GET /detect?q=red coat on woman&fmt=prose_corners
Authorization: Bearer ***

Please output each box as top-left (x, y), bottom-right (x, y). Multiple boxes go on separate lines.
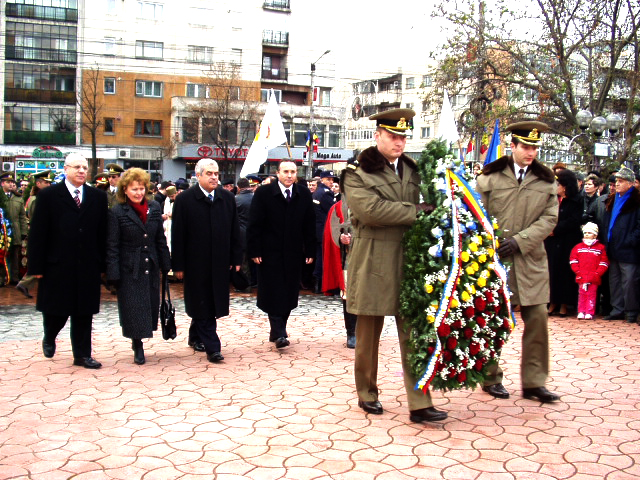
top-left (569, 240), bottom-right (609, 285)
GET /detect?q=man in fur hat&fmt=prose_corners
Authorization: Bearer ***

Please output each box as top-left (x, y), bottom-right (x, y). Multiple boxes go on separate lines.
top-left (342, 108), bottom-right (447, 423)
top-left (476, 120), bottom-right (560, 403)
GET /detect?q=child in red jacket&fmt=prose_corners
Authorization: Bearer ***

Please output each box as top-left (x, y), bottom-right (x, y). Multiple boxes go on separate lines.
top-left (569, 222), bottom-right (609, 319)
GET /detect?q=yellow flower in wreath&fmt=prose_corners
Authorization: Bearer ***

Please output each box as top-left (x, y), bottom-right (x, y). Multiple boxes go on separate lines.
top-left (472, 262), bottom-right (480, 272)
top-left (469, 242), bottom-right (478, 252)
top-left (487, 248), bottom-right (495, 256)
top-left (451, 298), bottom-right (460, 308)
top-left (425, 284), bottom-right (434, 294)
top-left (478, 253), bottom-right (487, 263)
top-left (460, 251), bottom-right (470, 262)
top-left (467, 284), bottom-right (477, 295)
top-left (476, 235), bottom-right (483, 245)
top-left (477, 277), bottom-right (487, 288)
top-left (466, 266), bottom-right (475, 275)
top-left (427, 315), bottom-right (435, 323)
top-left (460, 291), bottom-right (471, 302)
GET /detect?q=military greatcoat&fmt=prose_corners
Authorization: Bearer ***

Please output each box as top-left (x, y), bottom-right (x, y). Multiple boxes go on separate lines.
top-left (476, 155), bottom-right (558, 306)
top-left (342, 146), bottom-right (420, 316)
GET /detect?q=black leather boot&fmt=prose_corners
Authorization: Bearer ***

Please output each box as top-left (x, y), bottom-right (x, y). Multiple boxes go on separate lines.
top-left (132, 339), bottom-right (145, 365)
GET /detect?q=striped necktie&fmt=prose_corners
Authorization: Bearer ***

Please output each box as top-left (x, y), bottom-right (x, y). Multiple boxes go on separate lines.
top-left (73, 188), bottom-right (81, 207)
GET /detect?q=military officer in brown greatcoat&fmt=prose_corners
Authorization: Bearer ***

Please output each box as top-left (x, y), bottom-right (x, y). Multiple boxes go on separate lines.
top-left (105, 163), bottom-right (124, 208)
top-left (476, 121), bottom-right (560, 403)
top-left (342, 108), bottom-right (448, 423)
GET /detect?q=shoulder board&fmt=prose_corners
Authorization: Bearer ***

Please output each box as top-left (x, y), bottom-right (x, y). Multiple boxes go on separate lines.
top-left (313, 199), bottom-right (320, 204)
top-left (346, 158), bottom-right (359, 171)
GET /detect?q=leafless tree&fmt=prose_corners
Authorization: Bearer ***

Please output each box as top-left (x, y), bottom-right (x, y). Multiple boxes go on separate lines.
top-left (425, 0), bottom-right (640, 169)
top-left (78, 66), bottom-right (103, 178)
top-left (183, 62), bottom-right (260, 165)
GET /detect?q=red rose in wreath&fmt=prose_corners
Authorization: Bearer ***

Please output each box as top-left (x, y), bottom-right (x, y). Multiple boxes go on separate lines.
top-left (463, 328), bottom-right (473, 339)
top-left (438, 323), bottom-right (451, 337)
top-left (485, 291), bottom-right (494, 303)
top-left (474, 359), bottom-right (484, 371)
top-left (463, 306), bottom-right (475, 318)
top-left (474, 297), bottom-right (486, 312)
top-left (447, 337), bottom-right (458, 350)
top-left (476, 316), bottom-right (486, 328)
top-left (458, 371), bottom-right (467, 382)
top-left (469, 342), bottom-right (480, 355)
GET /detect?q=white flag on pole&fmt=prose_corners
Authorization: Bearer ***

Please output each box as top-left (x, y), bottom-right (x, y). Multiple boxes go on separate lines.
top-left (438, 89), bottom-right (459, 147)
top-left (240, 89), bottom-right (287, 178)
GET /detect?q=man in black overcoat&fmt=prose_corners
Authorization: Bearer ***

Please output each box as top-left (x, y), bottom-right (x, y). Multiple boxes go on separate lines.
top-left (247, 160), bottom-right (316, 349)
top-left (27, 153), bottom-right (108, 369)
top-left (171, 159), bottom-right (242, 363)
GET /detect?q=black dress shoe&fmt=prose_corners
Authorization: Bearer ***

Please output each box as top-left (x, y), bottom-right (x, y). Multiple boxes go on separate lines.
top-left (358, 400), bottom-right (383, 414)
top-left (409, 407), bottom-right (448, 423)
top-left (482, 383), bottom-right (510, 399)
top-left (188, 341), bottom-right (206, 352)
top-left (275, 337), bottom-right (290, 349)
top-left (604, 313), bottom-right (625, 320)
top-left (73, 357), bottom-right (102, 369)
top-left (207, 352), bottom-right (224, 362)
top-left (16, 284), bottom-right (33, 298)
top-left (42, 340), bottom-right (56, 358)
top-left (346, 335), bottom-right (356, 349)
top-left (132, 340), bottom-right (145, 365)
top-left (625, 314), bottom-right (637, 324)
top-left (522, 386), bottom-right (560, 403)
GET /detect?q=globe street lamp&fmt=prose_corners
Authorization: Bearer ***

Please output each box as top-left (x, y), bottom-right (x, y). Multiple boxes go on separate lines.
top-left (568, 109), bottom-right (624, 151)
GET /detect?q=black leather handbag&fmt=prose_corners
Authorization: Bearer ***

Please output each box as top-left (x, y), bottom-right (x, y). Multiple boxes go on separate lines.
top-left (160, 273), bottom-right (177, 340)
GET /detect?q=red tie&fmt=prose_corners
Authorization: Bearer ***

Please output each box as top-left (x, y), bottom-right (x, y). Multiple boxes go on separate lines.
top-left (73, 189), bottom-right (81, 207)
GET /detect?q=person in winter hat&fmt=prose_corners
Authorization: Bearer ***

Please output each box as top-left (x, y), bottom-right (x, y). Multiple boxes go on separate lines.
top-left (569, 222), bottom-right (609, 319)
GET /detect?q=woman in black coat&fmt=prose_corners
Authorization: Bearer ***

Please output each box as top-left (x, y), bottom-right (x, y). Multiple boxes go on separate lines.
top-left (106, 168), bottom-right (171, 364)
top-left (545, 169), bottom-right (583, 316)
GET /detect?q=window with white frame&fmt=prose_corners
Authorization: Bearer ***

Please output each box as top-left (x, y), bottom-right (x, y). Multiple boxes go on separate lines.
top-left (187, 45), bottom-right (213, 63)
top-left (104, 37), bottom-right (115, 55)
top-left (320, 88), bottom-right (331, 107)
top-left (230, 48), bottom-right (242, 66)
top-left (260, 89), bottom-right (281, 103)
top-left (104, 77), bottom-right (116, 94)
top-left (135, 119), bottom-right (162, 136)
top-left (421, 126), bottom-right (431, 139)
top-left (421, 75), bottom-right (432, 87)
top-left (186, 83), bottom-right (205, 98)
top-left (135, 80), bottom-right (162, 97)
top-left (406, 77), bottom-right (415, 89)
top-left (138, 1), bottom-right (163, 20)
top-left (135, 40), bottom-right (163, 59)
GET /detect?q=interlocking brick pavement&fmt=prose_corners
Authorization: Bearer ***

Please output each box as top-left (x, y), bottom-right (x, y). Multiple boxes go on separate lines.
top-left (0, 283), bottom-right (639, 479)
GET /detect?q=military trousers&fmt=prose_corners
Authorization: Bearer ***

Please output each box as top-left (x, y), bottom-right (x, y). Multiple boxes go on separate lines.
top-left (483, 303), bottom-right (550, 389)
top-left (354, 315), bottom-right (433, 411)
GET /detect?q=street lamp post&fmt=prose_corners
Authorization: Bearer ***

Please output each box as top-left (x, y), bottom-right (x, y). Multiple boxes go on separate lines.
top-left (567, 109), bottom-right (623, 169)
top-left (308, 49), bottom-right (331, 179)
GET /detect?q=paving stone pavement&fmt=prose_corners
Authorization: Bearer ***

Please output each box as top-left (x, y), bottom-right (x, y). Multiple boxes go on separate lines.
top-left (0, 284), bottom-right (639, 479)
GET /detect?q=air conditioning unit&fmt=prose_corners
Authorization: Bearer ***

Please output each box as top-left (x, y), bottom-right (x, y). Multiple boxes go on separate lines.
top-left (2, 162), bottom-right (14, 172)
top-left (16, 161), bottom-right (26, 168)
top-left (48, 162), bottom-right (57, 169)
top-left (118, 148), bottom-right (130, 159)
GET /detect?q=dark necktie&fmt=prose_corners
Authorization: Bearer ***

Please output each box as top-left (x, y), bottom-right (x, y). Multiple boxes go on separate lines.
top-left (285, 189), bottom-right (291, 202)
top-left (517, 168), bottom-right (525, 184)
top-left (208, 193), bottom-right (214, 202)
top-left (73, 188), bottom-right (81, 207)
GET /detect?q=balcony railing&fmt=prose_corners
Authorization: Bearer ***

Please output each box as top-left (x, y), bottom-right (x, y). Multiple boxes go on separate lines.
top-left (5, 88), bottom-right (76, 105)
top-left (262, 30), bottom-right (289, 46)
top-left (263, 0), bottom-right (290, 11)
top-left (261, 68), bottom-right (288, 82)
top-left (5, 3), bottom-right (78, 22)
top-left (5, 46), bottom-right (77, 64)
top-left (4, 130), bottom-right (76, 145)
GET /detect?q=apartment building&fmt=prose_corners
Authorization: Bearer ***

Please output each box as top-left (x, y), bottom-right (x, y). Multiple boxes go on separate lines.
top-left (1, 0), bottom-right (349, 181)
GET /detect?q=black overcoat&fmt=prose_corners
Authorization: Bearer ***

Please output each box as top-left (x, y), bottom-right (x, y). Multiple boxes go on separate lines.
top-left (106, 200), bottom-right (171, 339)
top-left (28, 182), bottom-right (108, 316)
top-left (171, 185), bottom-right (242, 319)
top-left (247, 182), bottom-right (316, 316)
top-left (544, 193), bottom-right (583, 306)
